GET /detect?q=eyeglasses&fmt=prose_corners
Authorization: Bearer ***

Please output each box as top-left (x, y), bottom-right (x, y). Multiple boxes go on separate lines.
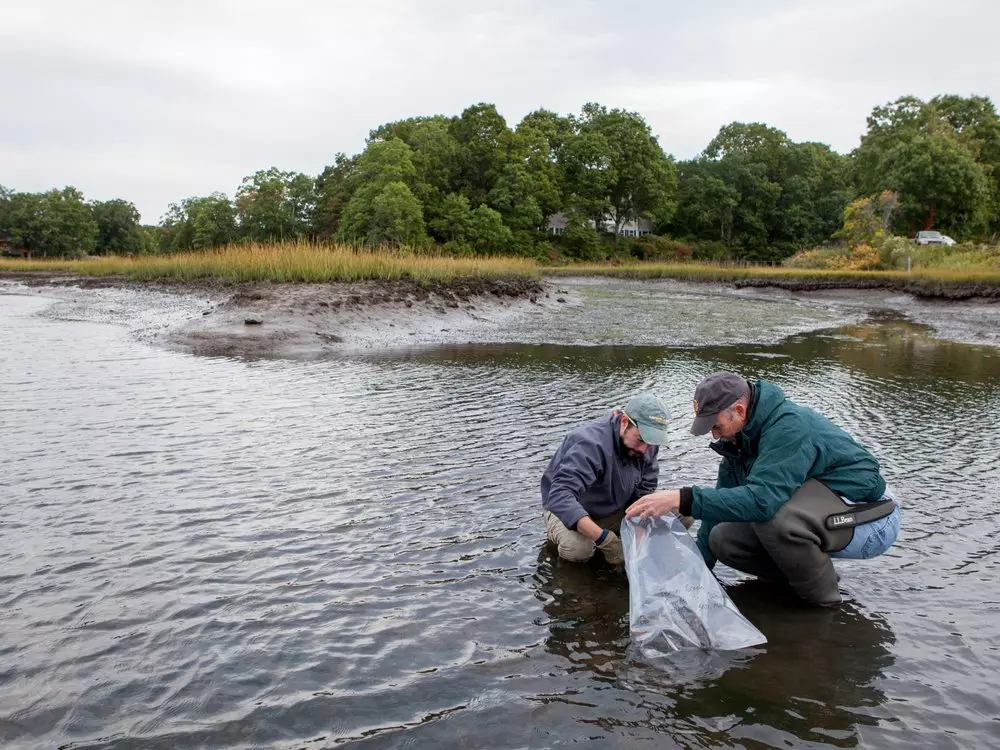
top-left (621, 413), bottom-right (648, 446)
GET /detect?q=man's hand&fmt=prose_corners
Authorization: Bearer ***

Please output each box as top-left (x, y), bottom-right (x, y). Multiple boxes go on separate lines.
top-left (626, 489), bottom-right (681, 520)
top-left (596, 530), bottom-right (624, 565)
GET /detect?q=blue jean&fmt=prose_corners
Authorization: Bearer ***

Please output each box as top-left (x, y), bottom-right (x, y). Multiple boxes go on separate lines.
top-left (830, 489), bottom-right (901, 560)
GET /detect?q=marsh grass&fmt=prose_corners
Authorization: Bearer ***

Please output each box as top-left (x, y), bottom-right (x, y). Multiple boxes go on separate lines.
top-left (0, 242), bottom-right (540, 283)
top-left (5, 243), bottom-right (1000, 289)
top-left (543, 262), bottom-right (1000, 286)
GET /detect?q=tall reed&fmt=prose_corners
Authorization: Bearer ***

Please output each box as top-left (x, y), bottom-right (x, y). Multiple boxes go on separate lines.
top-left (0, 242), bottom-right (540, 283)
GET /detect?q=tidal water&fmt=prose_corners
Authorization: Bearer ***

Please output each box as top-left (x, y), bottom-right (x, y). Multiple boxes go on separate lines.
top-left (2, 284), bottom-right (999, 749)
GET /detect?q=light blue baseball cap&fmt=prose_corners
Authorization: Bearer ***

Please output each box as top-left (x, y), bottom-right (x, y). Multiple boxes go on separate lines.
top-left (622, 392), bottom-right (671, 446)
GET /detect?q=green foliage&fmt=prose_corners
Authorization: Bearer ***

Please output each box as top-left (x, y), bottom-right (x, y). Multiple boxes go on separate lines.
top-left (670, 122), bottom-right (852, 262)
top-left (559, 213), bottom-right (601, 260)
top-left (853, 95), bottom-right (999, 237)
top-left (313, 153), bottom-right (358, 240)
top-left (487, 162), bottom-right (544, 232)
top-left (878, 235), bottom-right (913, 269)
top-left (449, 103), bottom-right (513, 206)
top-left (691, 240), bottom-right (731, 261)
top-left (10, 94), bottom-right (1000, 264)
top-left (465, 204), bottom-right (513, 255)
top-left (428, 193), bottom-right (473, 243)
top-left (340, 182), bottom-right (428, 248)
top-left (1, 187), bottom-right (97, 258)
top-left (236, 167), bottom-right (315, 242)
top-left (160, 193), bottom-right (237, 252)
top-left (624, 235), bottom-right (693, 262)
top-left (562, 103), bottom-right (677, 239)
top-left (90, 199), bottom-right (142, 255)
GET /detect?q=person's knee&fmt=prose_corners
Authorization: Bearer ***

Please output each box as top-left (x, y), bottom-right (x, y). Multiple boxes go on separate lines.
top-left (707, 524), bottom-right (728, 558)
top-left (708, 522), bottom-right (743, 561)
top-left (557, 537), bottom-right (595, 562)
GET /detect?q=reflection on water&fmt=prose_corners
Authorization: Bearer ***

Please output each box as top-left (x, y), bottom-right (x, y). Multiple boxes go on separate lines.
top-left (3, 291), bottom-right (1000, 749)
top-left (532, 545), bottom-right (895, 747)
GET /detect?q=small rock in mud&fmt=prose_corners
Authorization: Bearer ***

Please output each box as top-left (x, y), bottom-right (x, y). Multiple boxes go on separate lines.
top-left (245, 316), bottom-right (263, 325)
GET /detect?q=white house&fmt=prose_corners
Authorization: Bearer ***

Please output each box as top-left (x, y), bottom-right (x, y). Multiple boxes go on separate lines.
top-left (545, 212), bottom-right (653, 238)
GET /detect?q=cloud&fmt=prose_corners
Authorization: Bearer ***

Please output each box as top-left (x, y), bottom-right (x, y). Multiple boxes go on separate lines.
top-left (1, 0), bottom-right (997, 222)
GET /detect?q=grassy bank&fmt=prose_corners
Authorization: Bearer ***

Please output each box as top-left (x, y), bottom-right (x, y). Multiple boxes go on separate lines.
top-left (543, 262), bottom-right (1000, 285)
top-left (6, 245), bottom-right (1000, 298)
top-left (0, 242), bottom-right (540, 283)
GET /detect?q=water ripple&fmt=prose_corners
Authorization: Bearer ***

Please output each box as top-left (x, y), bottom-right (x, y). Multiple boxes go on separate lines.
top-left (3, 291), bottom-right (1000, 749)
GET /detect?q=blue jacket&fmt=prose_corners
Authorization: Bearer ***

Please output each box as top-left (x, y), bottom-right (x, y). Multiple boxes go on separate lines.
top-left (541, 412), bottom-right (660, 529)
top-left (689, 379), bottom-right (886, 566)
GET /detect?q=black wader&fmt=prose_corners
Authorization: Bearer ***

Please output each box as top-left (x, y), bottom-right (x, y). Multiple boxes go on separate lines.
top-left (708, 479), bottom-right (896, 606)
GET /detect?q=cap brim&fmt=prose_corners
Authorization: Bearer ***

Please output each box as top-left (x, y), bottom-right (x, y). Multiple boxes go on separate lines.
top-left (690, 413), bottom-right (718, 436)
top-left (636, 423), bottom-right (669, 446)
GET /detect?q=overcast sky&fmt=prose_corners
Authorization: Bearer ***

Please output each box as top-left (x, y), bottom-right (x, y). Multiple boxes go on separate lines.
top-left (2, 0), bottom-right (996, 223)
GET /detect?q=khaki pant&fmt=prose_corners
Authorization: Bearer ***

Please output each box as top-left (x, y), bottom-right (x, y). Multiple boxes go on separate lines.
top-left (544, 509), bottom-right (626, 562)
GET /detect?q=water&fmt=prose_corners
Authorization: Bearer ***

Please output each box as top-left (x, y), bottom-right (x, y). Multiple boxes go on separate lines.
top-left (2, 285), bottom-right (1000, 749)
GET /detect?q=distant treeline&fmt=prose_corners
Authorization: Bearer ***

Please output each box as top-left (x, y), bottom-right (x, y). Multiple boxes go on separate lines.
top-left (2, 94), bottom-right (998, 262)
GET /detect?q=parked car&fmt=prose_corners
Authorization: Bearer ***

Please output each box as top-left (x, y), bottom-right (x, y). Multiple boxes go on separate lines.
top-left (914, 230), bottom-right (956, 246)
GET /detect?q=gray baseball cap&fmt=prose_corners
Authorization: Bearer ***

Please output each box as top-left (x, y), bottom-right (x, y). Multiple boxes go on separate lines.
top-left (622, 392), bottom-right (671, 446)
top-left (690, 371), bottom-right (750, 435)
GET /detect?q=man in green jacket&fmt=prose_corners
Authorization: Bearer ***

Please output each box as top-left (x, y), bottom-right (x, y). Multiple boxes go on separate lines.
top-left (627, 371), bottom-right (900, 606)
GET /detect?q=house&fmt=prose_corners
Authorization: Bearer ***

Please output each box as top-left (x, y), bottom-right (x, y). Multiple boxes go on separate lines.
top-left (0, 237), bottom-right (29, 257)
top-left (545, 212), bottom-right (653, 238)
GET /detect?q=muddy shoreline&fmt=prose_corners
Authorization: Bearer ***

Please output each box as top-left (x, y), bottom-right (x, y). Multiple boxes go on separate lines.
top-left (731, 276), bottom-right (1000, 300)
top-left (0, 272), bottom-right (557, 359)
top-left (5, 270), bottom-right (1000, 358)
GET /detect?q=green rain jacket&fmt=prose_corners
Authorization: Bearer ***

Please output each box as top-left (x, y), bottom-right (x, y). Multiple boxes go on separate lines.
top-left (687, 379), bottom-right (886, 567)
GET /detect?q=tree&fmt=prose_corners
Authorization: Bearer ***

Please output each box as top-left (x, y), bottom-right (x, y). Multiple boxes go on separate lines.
top-left (465, 204), bottom-right (513, 254)
top-left (90, 198), bottom-right (142, 255)
top-left (336, 138), bottom-right (431, 248)
top-left (487, 162), bottom-right (544, 232)
top-left (2, 187), bottom-right (97, 258)
top-left (562, 103), bottom-right (677, 240)
top-left (449, 103), bottom-right (514, 206)
top-left (338, 181), bottom-right (426, 247)
top-left (235, 168), bottom-right (315, 241)
top-left (428, 192), bottom-right (473, 243)
top-left (313, 153), bottom-right (358, 240)
top-left (853, 95), bottom-right (997, 236)
top-left (159, 193), bottom-right (236, 252)
top-left (879, 129), bottom-right (991, 234)
top-left (670, 160), bottom-right (739, 243)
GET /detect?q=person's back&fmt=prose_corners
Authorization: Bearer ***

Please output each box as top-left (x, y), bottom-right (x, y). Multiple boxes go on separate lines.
top-left (710, 380), bottom-right (885, 507)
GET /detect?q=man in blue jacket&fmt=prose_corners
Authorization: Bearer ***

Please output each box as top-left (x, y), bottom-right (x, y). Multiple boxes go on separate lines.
top-left (542, 392), bottom-right (670, 565)
top-left (628, 372), bottom-right (900, 606)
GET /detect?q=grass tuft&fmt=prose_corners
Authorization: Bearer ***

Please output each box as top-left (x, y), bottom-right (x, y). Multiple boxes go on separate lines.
top-left (0, 242), bottom-right (540, 283)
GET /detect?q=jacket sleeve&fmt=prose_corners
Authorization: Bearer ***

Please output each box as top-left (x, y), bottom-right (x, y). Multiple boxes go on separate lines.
top-left (629, 447), bottom-right (660, 504)
top-left (541, 435), bottom-right (606, 529)
top-left (691, 413), bottom-right (818, 524)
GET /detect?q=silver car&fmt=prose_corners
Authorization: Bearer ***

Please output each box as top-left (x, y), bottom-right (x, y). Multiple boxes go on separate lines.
top-left (914, 230), bottom-right (956, 246)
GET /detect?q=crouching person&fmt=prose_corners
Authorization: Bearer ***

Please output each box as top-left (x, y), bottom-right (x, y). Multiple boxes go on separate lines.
top-left (628, 372), bottom-right (900, 606)
top-left (541, 393), bottom-right (670, 565)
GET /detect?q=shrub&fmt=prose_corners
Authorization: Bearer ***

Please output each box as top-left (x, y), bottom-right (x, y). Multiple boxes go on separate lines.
top-left (626, 235), bottom-right (694, 262)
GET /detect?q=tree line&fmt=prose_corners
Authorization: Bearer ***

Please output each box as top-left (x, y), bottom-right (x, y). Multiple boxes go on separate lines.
top-left (2, 94), bottom-right (999, 261)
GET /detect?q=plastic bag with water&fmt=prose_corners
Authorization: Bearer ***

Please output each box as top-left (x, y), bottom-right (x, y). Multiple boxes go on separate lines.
top-left (621, 515), bottom-right (767, 653)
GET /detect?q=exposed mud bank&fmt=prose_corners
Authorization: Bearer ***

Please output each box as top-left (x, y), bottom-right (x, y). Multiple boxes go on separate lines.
top-left (731, 276), bottom-right (1000, 301)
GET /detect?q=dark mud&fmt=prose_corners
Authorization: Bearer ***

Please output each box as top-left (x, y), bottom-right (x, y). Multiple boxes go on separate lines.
top-left (732, 275), bottom-right (1000, 301)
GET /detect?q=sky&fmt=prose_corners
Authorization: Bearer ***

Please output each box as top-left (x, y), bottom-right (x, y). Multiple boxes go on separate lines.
top-left (2, 0), bottom-right (997, 223)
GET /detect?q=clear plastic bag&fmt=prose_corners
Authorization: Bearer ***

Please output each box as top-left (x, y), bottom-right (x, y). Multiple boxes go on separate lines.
top-left (621, 515), bottom-right (767, 652)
